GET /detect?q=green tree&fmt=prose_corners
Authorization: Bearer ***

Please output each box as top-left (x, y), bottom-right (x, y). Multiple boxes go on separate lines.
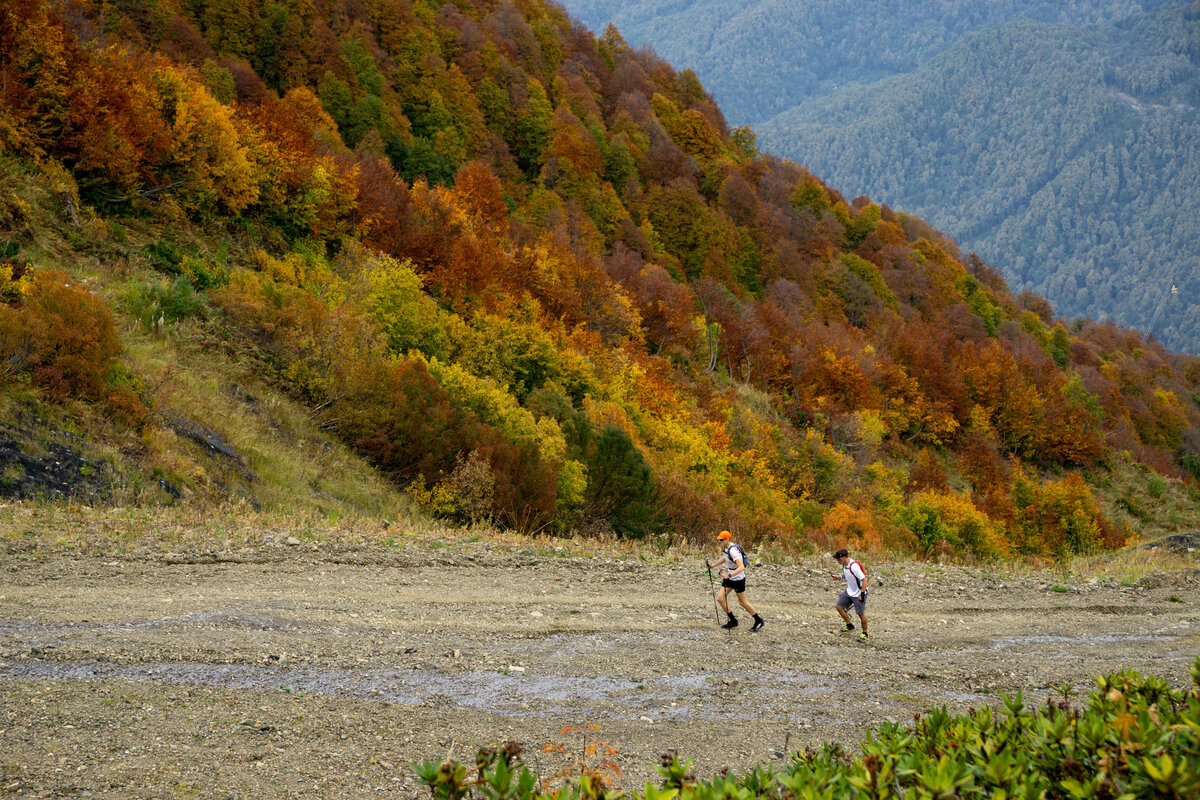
top-left (584, 426), bottom-right (664, 539)
top-left (514, 78), bottom-right (552, 176)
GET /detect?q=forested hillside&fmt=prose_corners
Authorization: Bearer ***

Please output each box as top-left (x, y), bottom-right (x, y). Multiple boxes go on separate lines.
top-left (562, 1), bottom-right (1200, 354)
top-left (757, 4), bottom-right (1200, 354)
top-left (3, 0), bottom-right (1200, 560)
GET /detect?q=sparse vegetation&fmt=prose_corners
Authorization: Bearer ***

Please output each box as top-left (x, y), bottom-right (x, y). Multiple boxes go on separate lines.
top-left (419, 660), bottom-right (1200, 800)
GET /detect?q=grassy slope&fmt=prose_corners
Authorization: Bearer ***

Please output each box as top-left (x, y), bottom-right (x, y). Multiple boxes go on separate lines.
top-left (0, 159), bottom-right (414, 531)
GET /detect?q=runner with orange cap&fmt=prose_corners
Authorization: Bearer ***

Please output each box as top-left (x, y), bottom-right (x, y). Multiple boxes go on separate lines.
top-left (707, 530), bottom-right (764, 631)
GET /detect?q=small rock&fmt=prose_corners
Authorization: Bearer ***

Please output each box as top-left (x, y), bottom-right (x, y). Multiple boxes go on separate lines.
top-left (530, 611), bottom-right (543, 617)
top-left (285, 536), bottom-right (301, 546)
top-left (453, 650), bottom-right (462, 659)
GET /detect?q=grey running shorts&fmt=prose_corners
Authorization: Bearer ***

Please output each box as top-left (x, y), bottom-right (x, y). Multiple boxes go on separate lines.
top-left (837, 590), bottom-right (866, 616)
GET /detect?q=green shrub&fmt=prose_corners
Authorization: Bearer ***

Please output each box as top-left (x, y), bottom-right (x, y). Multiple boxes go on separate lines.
top-left (144, 241), bottom-right (183, 272)
top-left (417, 659), bottom-right (1200, 800)
top-left (144, 244), bottom-right (228, 290)
top-left (894, 489), bottom-right (1008, 557)
top-left (123, 277), bottom-right (207, 329)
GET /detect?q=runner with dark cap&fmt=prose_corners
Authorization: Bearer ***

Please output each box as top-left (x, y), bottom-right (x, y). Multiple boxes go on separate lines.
top-left (707, 530), bottom-right (764, 631)
top-left (831, 547), bottom-right (869, 642)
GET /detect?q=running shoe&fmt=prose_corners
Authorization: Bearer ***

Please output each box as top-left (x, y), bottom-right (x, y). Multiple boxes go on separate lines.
top-left (751, 618), bottom-right (764, 632)
top-left (721, 616), bottom-right (738, 629)
top-left (858, 632), bottom-right (869, 643)
top-left (841, 623), bottom-right (855, 632)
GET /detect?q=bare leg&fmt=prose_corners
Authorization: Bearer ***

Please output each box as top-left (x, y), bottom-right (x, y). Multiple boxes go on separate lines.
top-left (717, 586), bottom-right (732, 614)
top-left (736, 592), bottom-right (757, 616)
top-left (835, 604), bottom-right (853, 625)
top-left (859, 612), bottom-right (868, 635)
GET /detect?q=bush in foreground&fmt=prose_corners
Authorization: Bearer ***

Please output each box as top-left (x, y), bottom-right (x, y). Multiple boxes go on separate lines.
top-left (416, 659), bottom-right (1200, 799)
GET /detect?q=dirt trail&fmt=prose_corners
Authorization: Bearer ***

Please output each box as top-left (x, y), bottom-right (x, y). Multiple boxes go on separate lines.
top-left (1, 545), bottom-right (1197, 798)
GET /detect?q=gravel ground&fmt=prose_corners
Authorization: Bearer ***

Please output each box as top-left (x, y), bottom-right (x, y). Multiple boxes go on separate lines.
top-left (1, 543), bottom-right (1198, 798)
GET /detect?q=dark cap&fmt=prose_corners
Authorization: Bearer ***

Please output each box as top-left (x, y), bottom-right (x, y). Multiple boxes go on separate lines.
top-left (833, 548), bottom-right (849, 559)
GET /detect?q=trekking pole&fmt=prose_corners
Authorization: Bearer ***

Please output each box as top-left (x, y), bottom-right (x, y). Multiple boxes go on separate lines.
top-left (705, 560), bottom-right (723, 631)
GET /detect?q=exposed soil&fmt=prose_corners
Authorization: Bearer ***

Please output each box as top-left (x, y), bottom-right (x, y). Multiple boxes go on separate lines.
top-left (0, 424), bottom-right (112, 505)
top-left (1, 543), bottom-right (1198, 798)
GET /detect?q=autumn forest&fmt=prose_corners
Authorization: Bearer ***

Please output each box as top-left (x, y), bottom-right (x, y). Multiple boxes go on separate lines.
top-left (2, 0), bottom-right (1200, 559)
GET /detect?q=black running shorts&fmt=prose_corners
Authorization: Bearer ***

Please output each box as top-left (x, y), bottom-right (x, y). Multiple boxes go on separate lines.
top-left (722, 577), bottom-right (747, 593)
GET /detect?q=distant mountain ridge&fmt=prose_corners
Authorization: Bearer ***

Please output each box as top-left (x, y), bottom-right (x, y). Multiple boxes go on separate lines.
top-left (560, 0), bottom-right (1200, 353)
top-left (757, 7), bottom-right (1200, 353)
top-left (559, 0), bottom-right (1175, 124)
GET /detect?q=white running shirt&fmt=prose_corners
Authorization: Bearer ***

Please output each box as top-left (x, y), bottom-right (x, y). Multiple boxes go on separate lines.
top-left (841, 560), bottom-right (866, 597)
top-left (723, 544), bottom-right (746, 578)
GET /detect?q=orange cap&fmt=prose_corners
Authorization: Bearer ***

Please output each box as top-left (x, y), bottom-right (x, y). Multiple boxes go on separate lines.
top-left (717, 530), bottom-right (732, 540)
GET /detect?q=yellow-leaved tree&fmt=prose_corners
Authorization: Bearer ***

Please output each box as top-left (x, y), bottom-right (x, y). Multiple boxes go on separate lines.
top-left (152, 63), bottom-right (258, 214)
